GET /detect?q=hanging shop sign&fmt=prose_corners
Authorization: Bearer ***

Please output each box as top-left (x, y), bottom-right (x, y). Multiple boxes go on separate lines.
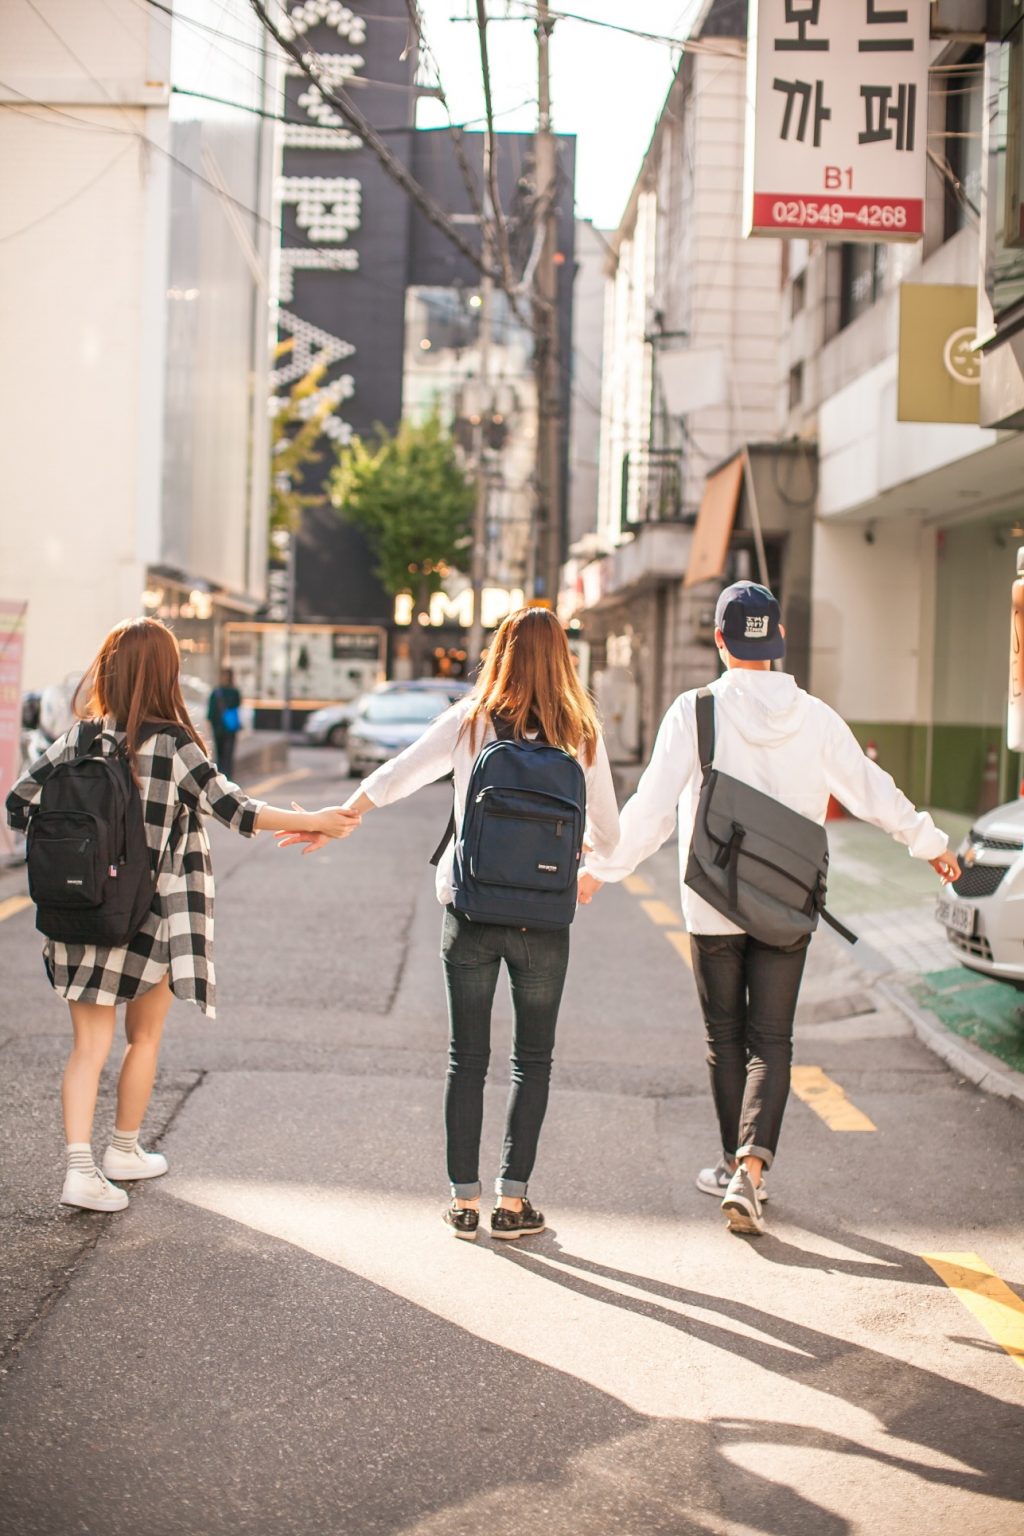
top-left (745, 1), bottom-right (929, 241)
top-left (897, 284), bottom-right (981, 423)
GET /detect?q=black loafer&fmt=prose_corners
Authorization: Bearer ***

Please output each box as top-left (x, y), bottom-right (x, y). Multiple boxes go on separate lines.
top-left (490, 1198), bottom-right (545, 1240)
top-left (443, 1202), bottom-right (480, 1241)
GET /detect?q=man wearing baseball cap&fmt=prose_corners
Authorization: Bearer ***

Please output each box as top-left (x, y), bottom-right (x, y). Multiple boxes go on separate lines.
top-left (579, 580), bottom-right (960, 1235)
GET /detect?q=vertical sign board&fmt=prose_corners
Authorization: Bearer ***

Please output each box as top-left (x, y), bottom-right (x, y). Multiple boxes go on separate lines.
top-left (745, 1), bottom-right (930, 241)
top-left (0, 602), bottom-right (27, 855)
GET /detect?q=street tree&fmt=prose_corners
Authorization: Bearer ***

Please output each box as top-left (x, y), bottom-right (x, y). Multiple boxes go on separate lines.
top-left (330, 414), bottom-right (474, 676)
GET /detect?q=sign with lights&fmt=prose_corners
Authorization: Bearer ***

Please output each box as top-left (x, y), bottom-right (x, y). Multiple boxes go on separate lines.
top-left (394, 588), bottom-right (527, 629)
top-left (745, 1), bottom-right (929, 240)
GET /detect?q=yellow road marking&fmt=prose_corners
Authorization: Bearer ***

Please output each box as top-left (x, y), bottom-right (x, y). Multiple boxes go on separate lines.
top-left (922, 1253), bottom-right (1024, 1372)
top-left (664, 929), bottom-right (693, 970)
top-left (0, 896), bottom-right (31, 924)
top-left (624, 875), bottom-right (652, 895)
top-left (246, 768), bottom-right (311, 799)
top-left (790, 1065), bottom-right (876, 1132)
top-left (641, 898), bottom-right (681, 928)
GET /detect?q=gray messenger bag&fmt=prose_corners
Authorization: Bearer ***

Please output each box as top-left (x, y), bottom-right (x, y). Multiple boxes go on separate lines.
top-left (684, 689), bottom-right (857, 948)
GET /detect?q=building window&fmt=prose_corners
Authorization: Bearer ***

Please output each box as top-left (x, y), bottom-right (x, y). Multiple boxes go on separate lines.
top-left (986, 20), bottom-right (1024, 327)
top-left (788, 362), bottom-right (804, 411)
top-left (943, 46), bottom-right (984, 242)
top-left (838, 243), bottom-right (889, 331)
top-left (791, 271), bottom-right (806, 317)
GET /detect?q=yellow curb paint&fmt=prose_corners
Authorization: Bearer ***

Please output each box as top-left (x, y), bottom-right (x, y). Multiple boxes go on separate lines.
top-left (624, 875), bottom-right (652, 896)
top-left (641, 899), bottom-right (681, 928)
top-left (0, 896), bottom-right (32, 924)
top-left (664, 930), bottom-right (693, 970)
top-left (921, 1252), bottom-right (1024, 1372)
top-left (790, 1065), bottom-right (877, 1132)
top-left (246, 768), bottom-right (311, 799)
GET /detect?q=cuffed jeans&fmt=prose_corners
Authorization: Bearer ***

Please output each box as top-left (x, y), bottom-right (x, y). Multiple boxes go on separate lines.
top-left (441, 907), bottom-right (570, 1199)
top-left (690, 932), bottom-right (810, 1168)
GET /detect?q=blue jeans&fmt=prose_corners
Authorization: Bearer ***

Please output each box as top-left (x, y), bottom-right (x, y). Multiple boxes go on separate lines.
top-left (441, 907), bottom-right (570, 1199)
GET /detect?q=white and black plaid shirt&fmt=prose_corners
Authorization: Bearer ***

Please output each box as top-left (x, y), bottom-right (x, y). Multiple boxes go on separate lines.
top-left (6, 720), bottom-right (265, 1017)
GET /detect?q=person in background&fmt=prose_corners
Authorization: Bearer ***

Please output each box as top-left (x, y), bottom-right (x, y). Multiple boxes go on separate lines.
top-left (207, 667), bottom-right (242, 778)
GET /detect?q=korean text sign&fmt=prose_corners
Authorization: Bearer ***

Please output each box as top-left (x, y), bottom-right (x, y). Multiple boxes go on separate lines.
top-left (745, 1), bottom-right (929, 240)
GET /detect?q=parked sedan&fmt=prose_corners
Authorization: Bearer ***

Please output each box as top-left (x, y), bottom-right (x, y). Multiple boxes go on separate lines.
top-left (937, 797), bottom-right (1024, 988)
top-left (303, 702), bottom-right (357, 748)
top-left (346, 680), bottom-right (471, 778)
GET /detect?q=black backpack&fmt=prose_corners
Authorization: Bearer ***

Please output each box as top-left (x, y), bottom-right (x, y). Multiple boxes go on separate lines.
top-left (26, 723), bottom-right (157, 946)
top-left (444, 718), bottom-right (587, 931)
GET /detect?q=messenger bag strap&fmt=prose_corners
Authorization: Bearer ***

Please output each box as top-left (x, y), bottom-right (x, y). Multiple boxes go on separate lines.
top-left (695, 688), bottom-right (715, 786)
top-left (819, 907), bottom-right (859, 946)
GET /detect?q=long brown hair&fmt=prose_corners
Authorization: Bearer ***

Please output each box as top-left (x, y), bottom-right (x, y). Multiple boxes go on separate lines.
top-left (464, 607), bottom-right (600, 762)
top-left (74, 618), bottom-right (206, 759)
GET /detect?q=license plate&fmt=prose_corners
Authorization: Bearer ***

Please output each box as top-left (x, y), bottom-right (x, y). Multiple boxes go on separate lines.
top-left (936, 897), bottom-right (976, 937)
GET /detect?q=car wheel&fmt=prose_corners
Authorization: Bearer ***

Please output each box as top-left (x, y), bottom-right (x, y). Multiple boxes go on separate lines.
top-left (328, 724), bottom-right (349, 748)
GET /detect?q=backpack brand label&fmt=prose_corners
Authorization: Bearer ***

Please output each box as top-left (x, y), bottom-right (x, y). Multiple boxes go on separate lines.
top-left (537, 863), bottom-right (558, 873)
top-left (66, 878), bottom-right (83, 886)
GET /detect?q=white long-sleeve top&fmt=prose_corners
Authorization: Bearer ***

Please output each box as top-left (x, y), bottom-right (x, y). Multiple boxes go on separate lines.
top-left (584, 669), bottom-right (949, 936)
top-left (359, 696), bottom-right (621, 907)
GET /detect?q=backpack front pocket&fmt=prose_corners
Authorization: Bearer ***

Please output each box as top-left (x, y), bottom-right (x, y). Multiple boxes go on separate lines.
top-left (27, 812), bottom-right (108, 909)
top-left (470, 790), bottom-right (581, 892)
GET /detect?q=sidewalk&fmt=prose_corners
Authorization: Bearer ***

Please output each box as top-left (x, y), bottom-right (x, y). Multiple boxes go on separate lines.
top-left (826, 811), bottom-right (1024, 1108)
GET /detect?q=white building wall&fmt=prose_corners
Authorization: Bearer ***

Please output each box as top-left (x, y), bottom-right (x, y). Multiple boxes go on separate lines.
top-left (0, 2), bottom-right (167, 690)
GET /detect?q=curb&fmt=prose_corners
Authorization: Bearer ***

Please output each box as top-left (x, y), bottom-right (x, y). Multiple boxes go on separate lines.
top-left (877, 977), bottom-right (1024, 1111)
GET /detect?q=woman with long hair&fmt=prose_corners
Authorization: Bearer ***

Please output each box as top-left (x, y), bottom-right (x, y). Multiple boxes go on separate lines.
top-left (280, 607), bottom-right (619, 1240)
top-left (6, 618), bottom-right (359, 1213)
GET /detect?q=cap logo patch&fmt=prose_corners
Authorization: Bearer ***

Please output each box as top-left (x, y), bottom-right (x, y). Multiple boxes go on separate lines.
top-left (744, 615), bottom-right (769, 639)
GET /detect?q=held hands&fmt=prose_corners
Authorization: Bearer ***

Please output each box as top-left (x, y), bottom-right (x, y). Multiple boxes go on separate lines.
top-left (276, 802), bottom-right (360, 857)
top-left (577, 871), bottom-right (604, 906)
top-left (930, 852), bottom-right (961, 886)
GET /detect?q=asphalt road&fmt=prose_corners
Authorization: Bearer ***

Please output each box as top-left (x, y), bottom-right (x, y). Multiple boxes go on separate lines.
top-left (0, 747), bottom-right (1022, 1536)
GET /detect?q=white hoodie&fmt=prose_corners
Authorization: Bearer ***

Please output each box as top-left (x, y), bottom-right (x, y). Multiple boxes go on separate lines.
top-left (584, 669), bottom-right (949, 936)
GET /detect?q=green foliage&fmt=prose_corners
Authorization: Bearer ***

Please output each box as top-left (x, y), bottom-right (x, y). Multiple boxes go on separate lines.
top-left (329, 414), bottom-right (474, 601)
top-left (269, 360), bottom-right (334, 544)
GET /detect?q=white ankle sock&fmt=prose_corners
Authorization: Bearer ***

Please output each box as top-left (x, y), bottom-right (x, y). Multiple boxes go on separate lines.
top-left (66, 1143), bottom-right (96, 1175)
top-left (110, 1127), bottom-right (139, 1155)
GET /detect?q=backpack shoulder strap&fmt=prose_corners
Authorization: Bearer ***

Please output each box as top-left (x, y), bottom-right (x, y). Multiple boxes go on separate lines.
top-left (695, 688), bottom-right (715, 785)
top-left (77, 721), bottom-right (104, 757)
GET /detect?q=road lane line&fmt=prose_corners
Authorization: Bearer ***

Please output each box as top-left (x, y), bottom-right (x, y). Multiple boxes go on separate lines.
top-left (921, 1253), bottom-right (1024, 1372)
top-left (0, 896), bottom-right (31, 924)
top-left (641, 898), bottom-right (681, 928)
top-left (790, 1065), bottom-right (877, 1132)
top-left (246, 768), bottom-right (310, 798)
top-left (623, 875), bottom-right (652, 895)
top-left (664, 929), bottom-right (693, 970)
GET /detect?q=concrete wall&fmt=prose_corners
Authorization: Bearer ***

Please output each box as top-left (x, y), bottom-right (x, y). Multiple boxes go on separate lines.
top-left (568, 222), bottom-right (608, 549)
top-left (0, 2), bottom-right (166, 690)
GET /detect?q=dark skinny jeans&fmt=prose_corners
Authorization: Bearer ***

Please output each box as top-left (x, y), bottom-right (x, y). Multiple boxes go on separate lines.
top-left (441, 907), bottom-right (570, 1199)
top-left (690, 932), bottom-right (810, 1169)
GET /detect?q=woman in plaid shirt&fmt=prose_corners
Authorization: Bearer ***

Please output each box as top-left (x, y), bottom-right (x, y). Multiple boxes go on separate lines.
top-left (6, 618), bottom-right (359, 1213)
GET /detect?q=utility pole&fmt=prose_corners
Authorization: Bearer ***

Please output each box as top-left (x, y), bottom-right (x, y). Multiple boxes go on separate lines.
top-left (533, 0), bottom-right (563, 607)
top-left (467, 165), bottom-right (495, 670)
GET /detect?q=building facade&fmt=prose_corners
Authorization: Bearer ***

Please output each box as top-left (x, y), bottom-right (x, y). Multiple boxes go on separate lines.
top-left (0, 0), bottom-right (277, 693)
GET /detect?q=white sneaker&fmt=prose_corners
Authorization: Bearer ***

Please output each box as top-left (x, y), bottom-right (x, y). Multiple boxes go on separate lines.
top-left (61, 1167), bottom-right (129, 1212)
top-left (696, 1157), bottom-right (769, 1202)
top-left (101, 1144), bottom-right (168, 1182)
top-left (721, 1165), bottom-right (766, 1236)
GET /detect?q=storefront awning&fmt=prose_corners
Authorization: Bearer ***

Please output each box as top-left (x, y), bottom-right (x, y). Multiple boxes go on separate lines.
top-left (684, 454), bottom-right (744, 589)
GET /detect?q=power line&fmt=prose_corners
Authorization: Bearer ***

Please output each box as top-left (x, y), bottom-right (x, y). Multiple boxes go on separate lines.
top-left (403, 0), bottom-right (486, 223)
top-left (473, 0), bottom-right (517, 300)
top-left (0, 139), bottom-right (135, 244)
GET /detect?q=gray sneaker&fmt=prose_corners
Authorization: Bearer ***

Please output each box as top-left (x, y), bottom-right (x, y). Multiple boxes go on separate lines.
top-left (721, 1165), bottom-right (765, 1235)
top-left (696, 1157), bottom-right (768, 1202)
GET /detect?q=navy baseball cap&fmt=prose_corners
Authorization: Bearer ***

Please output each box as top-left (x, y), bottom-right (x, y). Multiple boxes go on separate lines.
top-left (715, 581), bottom-right (785, 660)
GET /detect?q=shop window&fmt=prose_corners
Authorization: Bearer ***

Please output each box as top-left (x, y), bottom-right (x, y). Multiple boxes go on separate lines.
top-left (791, 271), bottom-right (806, 317)
top-left (986, 17), bottom-right (1024, 328)
top-left (838, 243), bottom-right (889, 331)
top-left (942, 47), bottom-right (984, 242)
top-left (788, 362), bottom-right (804, 410)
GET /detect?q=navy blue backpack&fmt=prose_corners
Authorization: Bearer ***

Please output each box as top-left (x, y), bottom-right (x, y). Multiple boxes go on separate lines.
top-left (437, 718), bottom-right (587, 930)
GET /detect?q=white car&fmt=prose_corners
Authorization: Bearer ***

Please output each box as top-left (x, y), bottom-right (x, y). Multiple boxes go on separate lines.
top-left (346, 680), bottom-right (471, 778)
top-left (303, 702), bottom-right (357, 748)
top-left (937, 797), bottom-right (1024, 988)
